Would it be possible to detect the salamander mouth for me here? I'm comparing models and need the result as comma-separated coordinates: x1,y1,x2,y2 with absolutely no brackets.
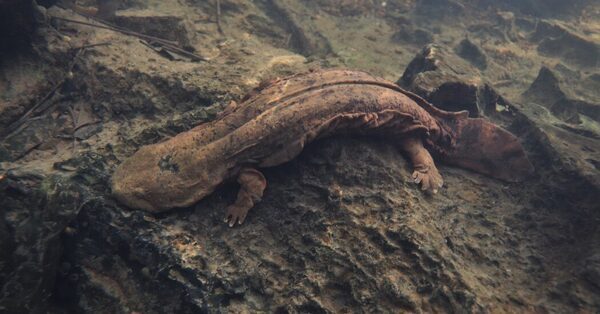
111,175,157,211
113,189,157,211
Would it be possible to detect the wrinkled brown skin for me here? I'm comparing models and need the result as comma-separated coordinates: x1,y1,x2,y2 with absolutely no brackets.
112,70,534,226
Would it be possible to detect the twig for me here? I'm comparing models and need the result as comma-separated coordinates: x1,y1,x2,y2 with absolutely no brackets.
68,104,78,153
216,0,224,34
4,84,61,135
284,33,292,48
2,49,85,140
52,15,179,46
139,39,207,62
51,15,209,61
55,134,76,140
14,142,43,160
70,42,112,50
2,117,46,141
73,120,102,132
143,39,208,62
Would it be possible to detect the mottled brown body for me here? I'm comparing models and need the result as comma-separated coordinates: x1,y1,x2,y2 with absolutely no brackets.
112,70,533,226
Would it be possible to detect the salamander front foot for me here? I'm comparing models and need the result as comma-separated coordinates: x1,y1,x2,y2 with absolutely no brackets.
223,168,267,227
225,203,251,227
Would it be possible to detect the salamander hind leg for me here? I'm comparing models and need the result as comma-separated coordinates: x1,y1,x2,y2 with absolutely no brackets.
224,168,267,227
400,136,443,194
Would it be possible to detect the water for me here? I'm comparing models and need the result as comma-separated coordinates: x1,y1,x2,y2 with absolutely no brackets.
0,0,599,312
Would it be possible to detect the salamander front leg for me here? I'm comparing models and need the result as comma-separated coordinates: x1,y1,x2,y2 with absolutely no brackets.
400,136,444,194
224,168,267,227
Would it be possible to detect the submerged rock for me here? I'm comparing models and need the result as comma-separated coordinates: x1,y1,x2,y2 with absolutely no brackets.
398,44,513,118
523,66,578,123
454,38,487,70
46,49,598,312
523,66,600,123
54,138,491,312
530,20,599,68
0,173,85,313
253,0,333,57
415,0,466,19
391,26,434,47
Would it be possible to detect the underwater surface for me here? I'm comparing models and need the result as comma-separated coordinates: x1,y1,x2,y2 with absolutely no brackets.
1,0,599,312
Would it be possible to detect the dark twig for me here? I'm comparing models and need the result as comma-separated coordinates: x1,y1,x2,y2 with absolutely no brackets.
5,83,62,131
284,33,292,48
68,104,78,153
2,49,84,140
51,16,209,61
139,40,207,62
3,117,45,141
51,15,179,46
154,42,208,62
70,42,112,50
73,120,102,132
216,0,224,34
14,142,43,161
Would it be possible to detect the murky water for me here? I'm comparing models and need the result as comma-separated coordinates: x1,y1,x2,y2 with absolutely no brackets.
1,0,599,312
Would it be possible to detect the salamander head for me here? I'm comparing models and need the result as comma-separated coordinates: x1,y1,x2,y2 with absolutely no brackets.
442,117,534,182
111,145,228,212
111,146,165,212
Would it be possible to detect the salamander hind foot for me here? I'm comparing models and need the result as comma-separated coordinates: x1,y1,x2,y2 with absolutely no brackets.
399,136,444,194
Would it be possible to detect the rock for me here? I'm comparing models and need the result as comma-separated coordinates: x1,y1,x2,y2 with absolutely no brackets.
550,98,593,125
51,134,494,313
391,26,434,47
399,41,600,207
523,66,600,123
0,115,57,162
96,0,120,19
553,63,581,81
454,38,487,70
399,45,599,193
110,11,196,50
398,44,513,118
476,0,590,17
523,67,567,103
309,0,380,16
0,172,86,313
580,254,600,290
0,4,70,146
253,0,333,57
530,20,599,68
415,0,466,18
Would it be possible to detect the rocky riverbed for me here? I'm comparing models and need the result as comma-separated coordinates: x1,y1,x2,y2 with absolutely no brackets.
1,0,599,312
